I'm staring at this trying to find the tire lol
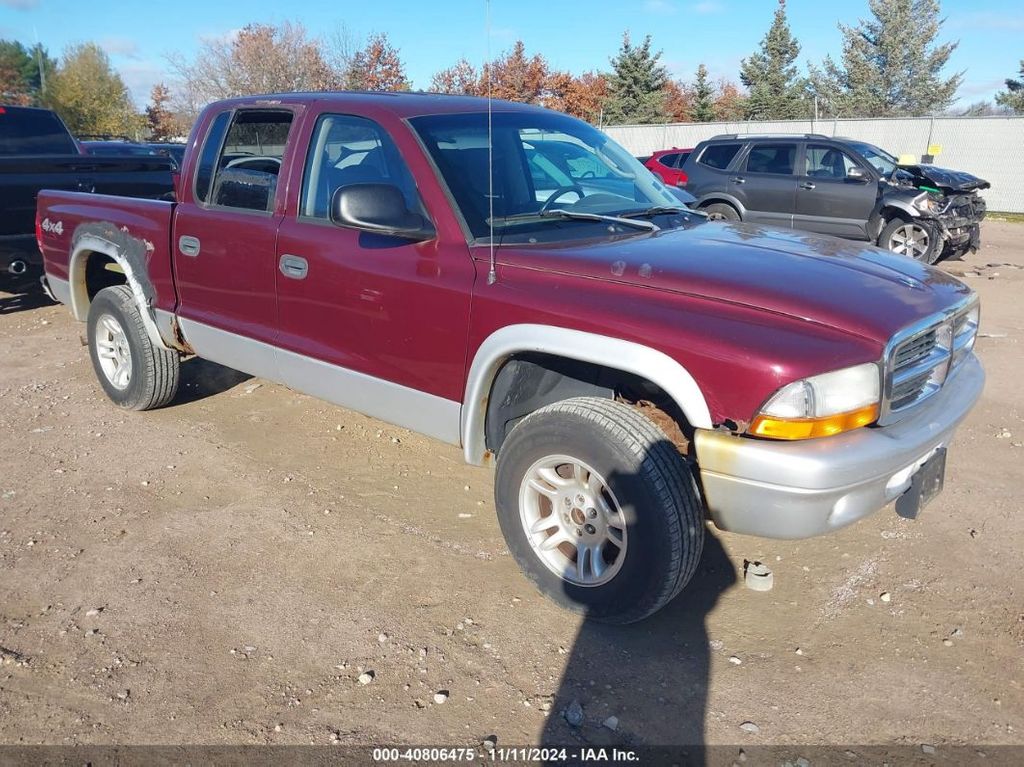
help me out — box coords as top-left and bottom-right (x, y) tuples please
(878, 217), (941, 265)
(87, 284), (180, 410)
(494, 397), (705, 624)
(702, 202), (740, 222)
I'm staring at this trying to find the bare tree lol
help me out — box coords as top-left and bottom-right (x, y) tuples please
(169, 22), (343, 121)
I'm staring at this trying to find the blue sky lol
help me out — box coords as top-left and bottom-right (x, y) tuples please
(1, 0), (1019, 110)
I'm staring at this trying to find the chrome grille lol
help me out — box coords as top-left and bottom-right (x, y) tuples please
(880, 299), (979, 424)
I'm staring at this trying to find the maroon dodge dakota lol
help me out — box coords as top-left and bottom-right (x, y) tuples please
(36, 93), (984, 623)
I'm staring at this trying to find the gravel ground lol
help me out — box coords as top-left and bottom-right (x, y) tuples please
(0, 222), (1021, 758)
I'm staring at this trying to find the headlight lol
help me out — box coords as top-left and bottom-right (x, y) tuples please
(913, 193), (942, 213)
(750, 362), (881, 440)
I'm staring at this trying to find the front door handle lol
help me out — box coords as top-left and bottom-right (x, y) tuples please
(799, 181), (816, 190)
(729, 176), (746, 184)
(279, 254), (309, 280)
(178, 235), (201, 257)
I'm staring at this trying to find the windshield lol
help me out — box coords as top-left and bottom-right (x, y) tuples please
(410, 111), (682, 241)
(847, 141), (899, 176)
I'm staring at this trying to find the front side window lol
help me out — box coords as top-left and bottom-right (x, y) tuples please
(300, 113), (423, 220)
(846, 140), (897, 176)
(410, 111), (680, 242)
(203, 110), (293, 212)
(745, 143), (796, 175)
(806, 144), (858, 179)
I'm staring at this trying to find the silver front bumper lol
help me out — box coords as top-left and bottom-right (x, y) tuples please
(694, 354), (985, 539)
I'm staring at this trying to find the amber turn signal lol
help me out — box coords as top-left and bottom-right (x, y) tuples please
(749, 403), (880, 440)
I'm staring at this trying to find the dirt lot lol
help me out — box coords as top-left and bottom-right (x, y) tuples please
(1, 222), (1022, 758)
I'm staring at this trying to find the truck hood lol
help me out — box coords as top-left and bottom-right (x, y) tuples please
(896, 164), (990, 193)
(495, 222), (973, 345)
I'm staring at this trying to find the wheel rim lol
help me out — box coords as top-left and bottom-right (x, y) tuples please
(888, 223), (930, 259)
(518, 455), (628, 587)
(706, 210), (727, 221)
(94, 313), (132, 390)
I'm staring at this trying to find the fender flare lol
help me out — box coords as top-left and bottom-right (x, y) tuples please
(67, 233), (169, 351)
(696, 193), (746, 218)
(461, 324), (713, 465)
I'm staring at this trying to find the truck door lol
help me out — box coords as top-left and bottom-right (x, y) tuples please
(733, 142), (798, 227)
(273, 110), (474, 443)
(793, 143), (877, 239)
(171, 107), (299, 379)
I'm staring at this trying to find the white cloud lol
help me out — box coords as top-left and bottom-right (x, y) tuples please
(119, 60), (170, 107)
(100, 37), (141, 60)
(0, 0), (40, 10)
(691, 1), (723, 14)
(643, 0), (677, 14)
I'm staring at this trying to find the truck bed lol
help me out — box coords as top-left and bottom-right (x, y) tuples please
(36, 189), (178, 314)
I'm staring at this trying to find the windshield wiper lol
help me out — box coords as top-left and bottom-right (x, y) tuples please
(490, 208), (659, 232)
(618, 205), (692, 219)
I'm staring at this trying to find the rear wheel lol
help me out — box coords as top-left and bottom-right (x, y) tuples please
(87, 285), (180, 410)
(879, 217), (941, 264)
(494, 397), (705, 624)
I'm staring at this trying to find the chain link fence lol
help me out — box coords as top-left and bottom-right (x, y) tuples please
(605, 116), (1024, 213)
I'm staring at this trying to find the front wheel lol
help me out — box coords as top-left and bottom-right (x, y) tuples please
(87, 285), (180, 410)
(702, 202), (740, 221)
(879, 217), (941, 264)
(494, 397), (705, 624)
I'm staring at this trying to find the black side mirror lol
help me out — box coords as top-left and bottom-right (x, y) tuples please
(330, 183), (435, 241)
(846, 166), (869, 182)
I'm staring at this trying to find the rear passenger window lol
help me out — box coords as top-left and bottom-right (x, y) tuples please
(745, 144), (796, 175)
(698, 143), (740, 170)
(203, 110), (294, 212)
(299, 113), (422, 220)
(657, 153), (680, 167)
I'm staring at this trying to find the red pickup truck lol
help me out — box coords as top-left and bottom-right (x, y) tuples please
(37, 93), (984, 623)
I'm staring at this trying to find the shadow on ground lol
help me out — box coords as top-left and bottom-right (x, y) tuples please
(173, 356), (253, 405)
(0, 274), (55, 315)
(537, 438), (737, 764)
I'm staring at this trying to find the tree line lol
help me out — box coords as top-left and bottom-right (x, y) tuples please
(1, 0), (1022, 141)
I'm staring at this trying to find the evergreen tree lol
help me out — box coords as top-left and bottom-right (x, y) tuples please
(809, 0), (961, 116)
(739, 0), (806, 119)
(995, 60), (1024, 114)
(0, 40), (56, 105)
(692, 64), (716, 122)
(603, 32), (668, 124)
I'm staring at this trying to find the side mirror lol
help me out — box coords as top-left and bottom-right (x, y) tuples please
(846, 166), (868, 182)
(330, 183), (435, 241)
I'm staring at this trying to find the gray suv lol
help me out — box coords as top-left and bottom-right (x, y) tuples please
(682, 134), (989, 264)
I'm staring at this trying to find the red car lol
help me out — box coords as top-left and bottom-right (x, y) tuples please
(38, 93), (982, 623)
(643, 147), (693, 186)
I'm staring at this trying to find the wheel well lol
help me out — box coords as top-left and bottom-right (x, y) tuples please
(485, 353), (694, 457)
(83, 252), (127, 302)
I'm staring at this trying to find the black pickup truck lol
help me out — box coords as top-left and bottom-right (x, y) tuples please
(0, 105), (173, 280)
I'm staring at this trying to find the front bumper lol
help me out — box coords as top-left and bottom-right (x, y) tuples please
(694, 354), (984, 539)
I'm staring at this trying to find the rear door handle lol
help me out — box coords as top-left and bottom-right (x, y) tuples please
(279, 254), (308, 280)
(730, 176), (745, 184)
(799, 181), (816, 190)
(178, 235), (201, 257)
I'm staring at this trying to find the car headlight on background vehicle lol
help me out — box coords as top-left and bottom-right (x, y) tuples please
(749, 362), (881, 440)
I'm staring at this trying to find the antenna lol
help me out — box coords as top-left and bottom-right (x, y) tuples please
(485, 0), (497, 285)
